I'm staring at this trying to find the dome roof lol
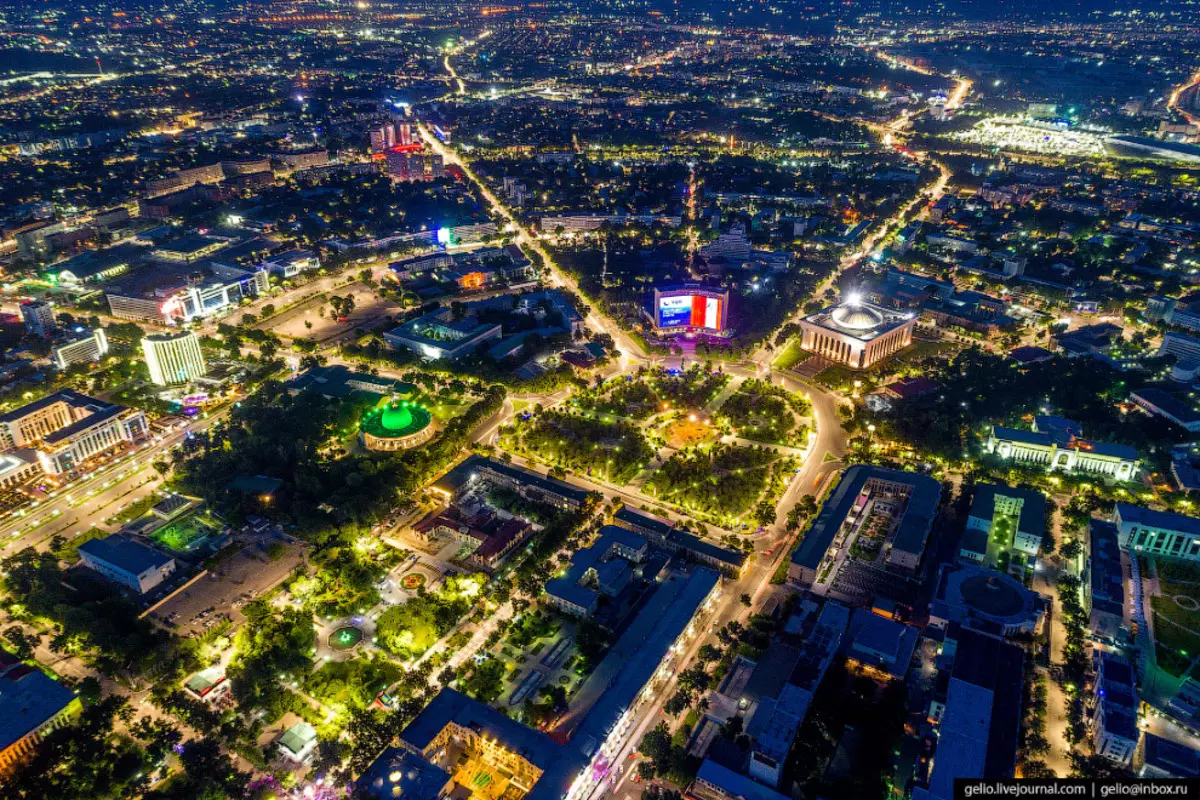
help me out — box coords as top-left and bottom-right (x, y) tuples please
(831, 303), (884, 331)
(380, 403), (414, 432)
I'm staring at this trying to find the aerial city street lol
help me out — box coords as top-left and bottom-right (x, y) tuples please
(1, 0), (1200, 798)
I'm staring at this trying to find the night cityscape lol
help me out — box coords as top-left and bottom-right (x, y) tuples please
(2, 0), (1200, 798)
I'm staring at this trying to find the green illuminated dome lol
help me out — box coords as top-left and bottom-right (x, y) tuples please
(360, 399), (432, 445)
(381, 403), (414, 432)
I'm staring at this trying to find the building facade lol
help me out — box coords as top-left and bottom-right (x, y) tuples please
(797, 298), (916, 369)
(78, 534), (176, 594)
(1115, 503), (1200, 562)
(19, 300), (57, 338)
(985, 425), (1139, 480)
(53, 328), (109, 369)
(0, 390), (148, 476)
(142, 331), (207, 386)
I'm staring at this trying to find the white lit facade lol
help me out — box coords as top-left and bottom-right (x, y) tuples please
(797, 298), (916, 369)
(142, 331), (207, 386)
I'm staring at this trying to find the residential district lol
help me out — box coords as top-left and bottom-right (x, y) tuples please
(1, 1), (1200, 799)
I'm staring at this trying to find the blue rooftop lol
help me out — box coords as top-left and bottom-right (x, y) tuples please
(79, 534), (173, 576)
(0, 666), (78, 752)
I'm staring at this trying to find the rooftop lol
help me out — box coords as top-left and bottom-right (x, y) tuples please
(803, 299), (914, 341)
(79, 534), (174, 576)
(1115, 503), (1200, 537)
(0, 665), (79, 752)
(969, 483), (1047, 536)
(792, 465), (941, 572)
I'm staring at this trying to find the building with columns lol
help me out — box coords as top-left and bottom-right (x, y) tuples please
(796, 297), (916, 369)
(984, 422), (1139, 481)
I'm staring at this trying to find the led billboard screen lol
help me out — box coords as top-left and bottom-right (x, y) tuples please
(657, 294), (724, 332)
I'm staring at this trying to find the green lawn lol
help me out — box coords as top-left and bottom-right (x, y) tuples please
(1150, 558), (1200, 674)
(773, 339), (812, 370)
(151, 513), (220, 553)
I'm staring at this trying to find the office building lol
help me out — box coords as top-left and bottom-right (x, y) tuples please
(690, 759), (790, 800)
(913, 627), (1024, 800)
(380, 566), (721, 800)
(430, 454), (592, 510)
(1086, 519), (1128, 643)
(105, 261), (269, 323)
(966, 484), (1046, 558)
(0, 656), (82, 778)
(0, 450), (41, 491)
(142, 331), (207, 386)
(19, 301), (57, 338)
(384, 308), (503, 361)
(0, 390), (148, 476)
(53, 328), (109, 369)
(612, 506), (747, 576)
(1090, 654), (1139, 766)
(789, 465), (941, 585)
(746, 601), (850, 786)
(796, 296), (916, 369)
(1114, 503), (1200, 562)
(78, 534), (177, 594)
(1130, 388), (1200, 433)
(545, 526), (648, 618)
(1137, 734), (1200, 779)
(355, 748), (454, 800)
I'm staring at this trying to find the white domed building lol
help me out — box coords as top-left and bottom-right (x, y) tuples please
(796, 294), (917, 369)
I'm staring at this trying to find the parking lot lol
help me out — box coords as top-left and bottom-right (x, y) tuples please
(150, 534), (307, 637)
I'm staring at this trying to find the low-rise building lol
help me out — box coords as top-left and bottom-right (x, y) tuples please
(0, 657), (82, 778)
(966, 484), (1046, 558)
(612, 506), (746, 577)
(1131, 388), (1200, 433)
(690, 758), (790, 800)
(430, 455), (593, 510)
(78, 534), (177, 594)
(746, 601), (850, 787)
(1090, 653), (1139, 766)
(1086, 519), (1128, 643)
(984, 420), (1139, 481)
(928, 563), (1045, 637)
(1115, 503), (1200, 562)
(383, 308), (502, 361)
(1137, 734), (1200, 778)
(912, 627), (1024, 800)
(544, 526), (647, 618)
(277, 720), (318, 764)
(789, 465), (941, 585)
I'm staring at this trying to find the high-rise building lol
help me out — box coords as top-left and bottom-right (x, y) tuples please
(142, 331), (207, 386)
(19, 301), (57, 338)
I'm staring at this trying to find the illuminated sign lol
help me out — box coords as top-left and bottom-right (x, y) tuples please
(437, 227), (451, 246)
(657, 294), (724, 332)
